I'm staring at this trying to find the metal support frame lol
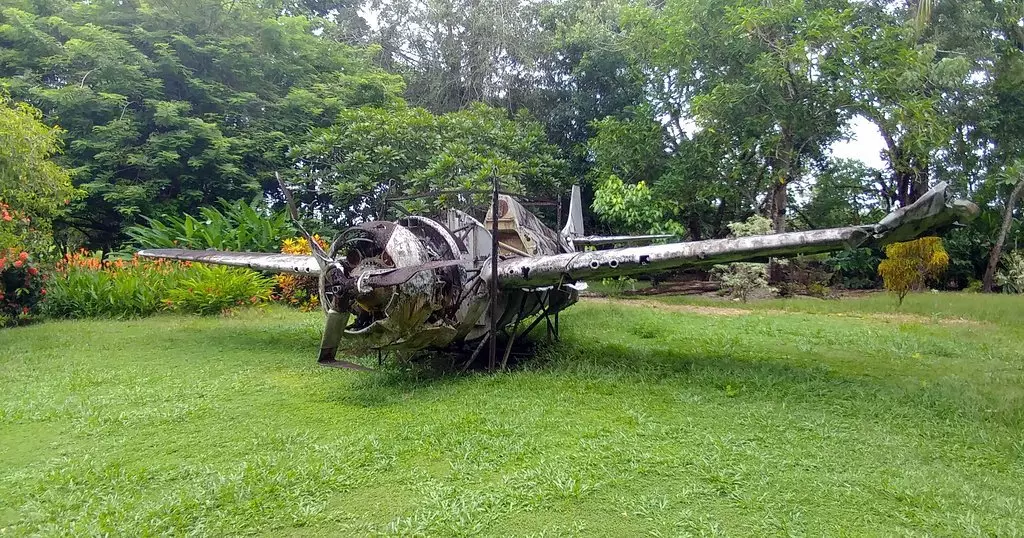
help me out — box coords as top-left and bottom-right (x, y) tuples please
(488, 175), (500, 370)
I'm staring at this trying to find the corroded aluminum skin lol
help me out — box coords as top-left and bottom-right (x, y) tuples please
(573, 234), (676, 246)
(138, 249), (320, 275)
(496, 226), (871, 288)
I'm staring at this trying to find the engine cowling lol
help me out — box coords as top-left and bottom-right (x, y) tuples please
(318, 218), (470, 353)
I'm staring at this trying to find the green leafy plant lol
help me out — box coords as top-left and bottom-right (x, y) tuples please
(0, 249), (45, 327)
(44, 251), (194, 319)
(165, 265), (274, 315)
(126, 198), (294, 253)
(712, 262), (774, 302)
(711, 215), (777, 302)
(599, 275), (638, 297)
(995, 250), (1024, 294)
(824, 248), (882, 289)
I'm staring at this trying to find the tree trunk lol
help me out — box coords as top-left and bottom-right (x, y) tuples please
(982, 178), (1024, 292)
(769, 128), (795, 283)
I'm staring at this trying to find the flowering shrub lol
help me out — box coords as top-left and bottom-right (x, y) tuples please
(45, 249), (273, 318)
(0, 201), (48, 255)
(274, 235), (327, 311)
(0, 249), (45, 326)
(165, 265), (274, 315)
(44, 250), (193, 319)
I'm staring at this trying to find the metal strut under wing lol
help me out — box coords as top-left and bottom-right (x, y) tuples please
(137, 249), (321, 275)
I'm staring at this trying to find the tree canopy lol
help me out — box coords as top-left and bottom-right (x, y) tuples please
(1, 0), (1023, 288)
(0, 92), (75, 251)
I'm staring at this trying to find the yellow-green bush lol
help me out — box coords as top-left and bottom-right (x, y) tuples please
(877, 237), (949, 305)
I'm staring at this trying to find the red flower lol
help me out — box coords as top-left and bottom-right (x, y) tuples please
(28, 267), (38, 276)
(1, 212), (11, 222)
(19, 251), (28, 261)
(13, 260), (23, 268)
(22, 307), (29, 315)
(41, 288), (47, 295)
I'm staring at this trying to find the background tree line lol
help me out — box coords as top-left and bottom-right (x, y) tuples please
(2, 0), (1022, 289)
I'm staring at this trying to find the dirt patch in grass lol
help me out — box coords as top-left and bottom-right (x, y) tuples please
(583, 297), (752, 316)
(583, 296), (981, 326)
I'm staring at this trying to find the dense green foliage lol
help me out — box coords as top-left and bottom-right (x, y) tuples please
(1, 295), (1022, 533)
(292, 103), (568, 224)
(126, 198), (293, 252)
(0, 93), (75, 252)
(43, 250), (273, 318)
(164, 265), (274, 315)
(0, 0), (401, 249)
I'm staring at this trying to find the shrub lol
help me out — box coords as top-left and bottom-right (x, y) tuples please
(712, 262), (774, 302)
(824, 248), (882, 289)
(44, 250), (194, 319)
(877, 237), (950, 305)
(126, 198), (294, 253)
(274, 235), (327, 310)
(995, 250), (1024, 294)
(726, 215), (773, 237)
(165, 265), (274, 315)
(713, 215), (776, 301)
(0, 249), (45, 326)
(807, 282), (832, 298)
(599, 276), (638, 297)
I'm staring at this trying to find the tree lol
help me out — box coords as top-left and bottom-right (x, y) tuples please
(0, 92), (75, 251)
(615, 0), (856, 239)
(848, 4), (972, 207)
(0, 0), (402, 249)
(291, 103), (568, 227)
(878, 237), (949, 305)
(370, 0), (542, 112)
(982, 165), (1024, 292)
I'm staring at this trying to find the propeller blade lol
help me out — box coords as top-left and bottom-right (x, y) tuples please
(276, 172), (334, 271)
(317, 309), (350, 364)
(316, 309), (373, 371)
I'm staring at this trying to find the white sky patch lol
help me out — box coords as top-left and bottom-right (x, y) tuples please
(829, 115), (886, 169)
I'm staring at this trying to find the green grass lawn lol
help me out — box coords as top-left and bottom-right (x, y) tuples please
(1, 293), (1022, 536)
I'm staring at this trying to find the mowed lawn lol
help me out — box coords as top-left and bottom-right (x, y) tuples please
(1, 294), (1022, 536)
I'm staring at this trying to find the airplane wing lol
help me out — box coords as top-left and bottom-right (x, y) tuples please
(137, 249), (321, 275)
(497, 182), (979, 289)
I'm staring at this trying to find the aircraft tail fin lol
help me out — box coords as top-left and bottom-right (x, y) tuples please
(561, 185), (584, 238)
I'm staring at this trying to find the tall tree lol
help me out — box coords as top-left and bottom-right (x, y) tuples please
(370, 0), (541, 112)
(0, 0), (402, 249)
(0, 92), (76, 251)
(849, 2), (973, 207)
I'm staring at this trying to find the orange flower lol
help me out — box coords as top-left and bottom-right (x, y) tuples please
(13, 260), (23, 268)
(19, 251), (28, 261)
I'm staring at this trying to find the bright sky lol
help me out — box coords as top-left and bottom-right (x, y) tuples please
(829, 115), (887, 169)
